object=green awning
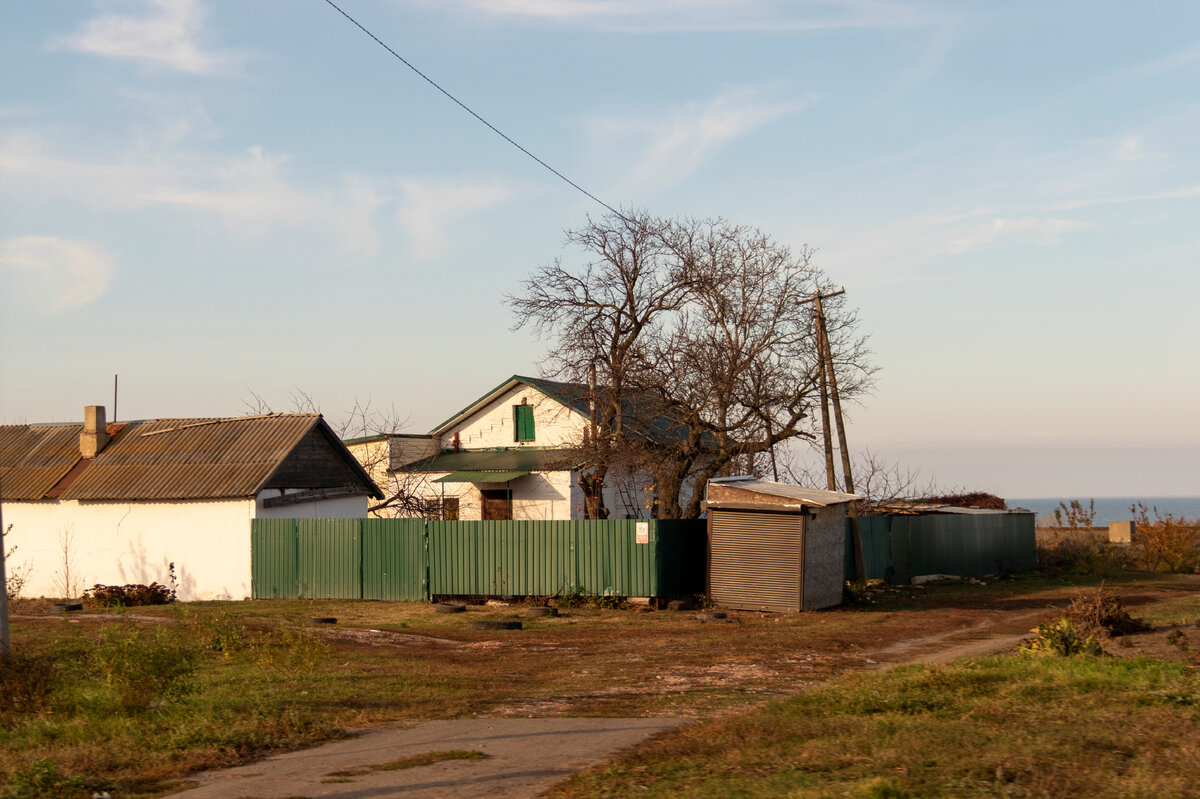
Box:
[433,470,530,483]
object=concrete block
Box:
[1109,521,1136,543]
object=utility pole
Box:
[805,289,866,583]
[1,475,10,661]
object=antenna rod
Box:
[113,374,118,424]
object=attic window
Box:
[513,403,535,442]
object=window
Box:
[442,497,459,521]
[513,403,535,442]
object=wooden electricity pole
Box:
[0,475,10,661]
[806,289,866,583]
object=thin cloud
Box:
[54,0,247,75]
[1120,43,1200,79]
[0,133,385,255]
[1053,184,1200,211]
[437,0,935,32]
[588,87,819,196]
[0,236,114,311]
[396,178,512,260]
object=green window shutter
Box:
[514,404,535,442]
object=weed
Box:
[0,651,58,718]
[1022,618,1103,657]
[0,759,103,799]
[93,621,198,711]
[190,609,248,656]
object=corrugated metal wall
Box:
[252,518,706,601]
[846,513,1037,583]
[251,519,299,599]
[709,510,803,613]
[362,519,427,601]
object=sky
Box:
[1,0,1197,499]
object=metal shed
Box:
[705,477,857,612]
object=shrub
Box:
[93,622,198,711]
[1131,503,1200,574]
[1022,617,1103,657]
[1036,498,1124,576]
[85,581,176,608]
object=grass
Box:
[1,572,1196,797]
[550,656,1200,799]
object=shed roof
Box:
[0,413,382,501]
[400,447,578,474]
[705,476,859,510]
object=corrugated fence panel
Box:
[251,518,298,599]
[297,518,361,599]
[362,519,427,601]
[849,513,1037,583]
[655,519,708,596]
[254,518,712,601]
[576,520,648,596]
[905,514,1037,578]
[845,516,894,582]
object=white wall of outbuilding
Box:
[2,492,366,601]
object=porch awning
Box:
[433,470,530,483]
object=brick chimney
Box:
[80,405,111,459]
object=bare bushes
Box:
[1036,499,1123,576]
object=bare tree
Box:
[510,212,874,519]
[509,210,695,518]
[783,447,935,505]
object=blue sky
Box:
[2,1,1197,498]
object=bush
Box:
[1036,498,1124,576]
[85,581,176,608]
[93,622,198,711]
[1131,503,1200,574]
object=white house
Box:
[1,406,382,600]
[349,376,665,521]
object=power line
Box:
[322,0,621,217]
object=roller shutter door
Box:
[709,510,803,612]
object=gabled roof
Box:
[429,374,699,447]
[0,413,383,501]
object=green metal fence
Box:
[846,513,1036,583]
[252,518,706,601]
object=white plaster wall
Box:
[511,472,571,520]
[3,499,255,601]
[254,491,367,519]
[389,471,575,520]
[442,385,586,449]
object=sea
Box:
[1008,497,1200,526]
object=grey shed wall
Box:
[803,505,845,610]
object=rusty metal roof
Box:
[1,413,381,501]
[0,424,85,500]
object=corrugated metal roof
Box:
[61,414,322,500]
[2,413,382,501]
[402,447,578,473]
[0,424,85,500]
[707,476,859,508]
[433,470,530,483]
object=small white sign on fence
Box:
[636,522,649,544]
